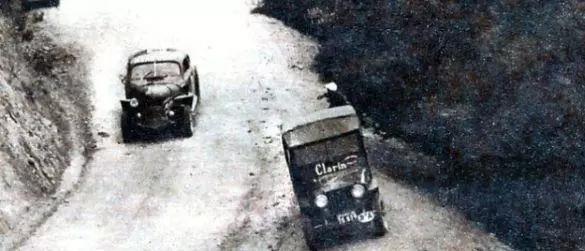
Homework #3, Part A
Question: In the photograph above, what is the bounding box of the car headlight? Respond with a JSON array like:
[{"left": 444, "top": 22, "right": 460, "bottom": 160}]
[
  {"left": 129, "top": 98, "right": 139, "bottom": 108},
  {"left": 314, "top": 194, "right": 328, "bottom": 208},
  {"left": 351, "top": 184, "right": 365, "bottom": 198}
]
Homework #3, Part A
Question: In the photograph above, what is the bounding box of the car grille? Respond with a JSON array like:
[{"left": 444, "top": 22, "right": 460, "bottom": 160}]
[
  {"left": 142, "top": 105, "right": 165, "bottom": 117},
  {"left": 325, "top": 188, "right": 358, "bottom": 214},
  {"left": 138, "top": 105, "right": 170, "bottom": 128}
]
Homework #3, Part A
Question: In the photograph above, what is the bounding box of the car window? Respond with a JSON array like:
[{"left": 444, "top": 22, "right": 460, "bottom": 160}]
[
  {"left": 289, "top": 132, "right": 369, "bottom": 192},
  {"left": 293, "top": 143, "right": 327, "bottom": 166},
  {"left": 130, "top": 62, "right": 181, "bottom": 79},
  {"left": 292, "top": 133, "right": 361, "bottom": 167}
]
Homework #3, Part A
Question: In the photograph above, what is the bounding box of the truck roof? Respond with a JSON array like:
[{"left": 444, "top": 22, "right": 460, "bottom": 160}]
[{"left": 282, "top": 105, "right": 360, "bottom": 148}]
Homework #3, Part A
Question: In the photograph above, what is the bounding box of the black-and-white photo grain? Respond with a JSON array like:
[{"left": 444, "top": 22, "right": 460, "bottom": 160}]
[{"left": 1, "top": 1, "right": 583, "bottom": 250}]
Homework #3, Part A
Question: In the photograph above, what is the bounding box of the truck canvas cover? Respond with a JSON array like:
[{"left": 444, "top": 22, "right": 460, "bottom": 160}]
[{"left": 282, "top": 105, "right": 360, "bottom": 148}]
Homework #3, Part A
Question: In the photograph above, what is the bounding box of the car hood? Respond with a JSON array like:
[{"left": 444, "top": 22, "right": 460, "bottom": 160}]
[{"left": 130, "top": 77, "right": 182, "bottom": 100}]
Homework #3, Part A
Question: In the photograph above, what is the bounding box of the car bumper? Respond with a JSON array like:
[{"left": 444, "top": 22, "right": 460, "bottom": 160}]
[
  {"left": 304, "top": 189, "right": 385, "bottom": 241},
  {"left": 312, "top": 210, "right": 384, "bottom": 234},
  {"left": 135, "top": 116, "right": 175, "bottom": 130},
  {"left": 124, "top": 111, "right": 177, "bottom": 131},
  {"left": 122, "top": 103, "right": 182, "bottom": 131}
]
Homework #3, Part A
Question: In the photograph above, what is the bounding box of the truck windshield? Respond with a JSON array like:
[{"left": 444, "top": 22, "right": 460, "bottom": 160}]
[{"left": 291, "top": 132, "right": 370, "bottom": 192}]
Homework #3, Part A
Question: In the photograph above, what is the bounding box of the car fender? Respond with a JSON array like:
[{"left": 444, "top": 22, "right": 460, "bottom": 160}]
[
  {"left": 120, "top": 99, "right": 134, "bottom": 111},
  {"left": 368, "top": 178, "right": 379, "bottom": 190},
  {"left": 174, "top": 94, "right": 194, "bottom": 107}
]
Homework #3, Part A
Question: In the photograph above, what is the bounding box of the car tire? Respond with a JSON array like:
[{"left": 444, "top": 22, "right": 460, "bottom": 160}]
[
  {"left": 372, "top": 216, "right": 388, "bottom": 238},
  {"left": 177, "top": 106, "right": 193, "bottom": 137},
  {"left": 306, "top": 240, "right": 319, "bottom": 251},
  {"left": 121, "top": 111, "right": 136, "bottom": 143},
  {"left": 302, "top": 218, "right": 321, "bottom": 251}
]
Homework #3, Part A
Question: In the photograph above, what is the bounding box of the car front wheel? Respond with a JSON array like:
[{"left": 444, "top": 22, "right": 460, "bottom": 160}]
[
  {"left": 121, "top": 111, "right": 137, "bottom": 143},
  {"left": 302, "top": 218, "right": 321, "bottom": 251},
  {"left": 176, "top": 106, "right": 193, "bottom": 137},
  {"left": 372, "top": 216, "right": 388, "bottom": 237}
]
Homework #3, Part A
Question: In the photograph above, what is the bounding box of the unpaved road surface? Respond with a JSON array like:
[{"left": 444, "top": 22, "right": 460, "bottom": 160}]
[{"left": 18, "top": 0, "right": 512, "bottom": 250}]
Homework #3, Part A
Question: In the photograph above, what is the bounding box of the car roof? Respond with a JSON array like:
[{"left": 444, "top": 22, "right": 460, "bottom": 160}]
[
  {"left": 128, "top": 48, "right": 187, "bottom": 65},
  {"left": 282, "top": 105, "right": 360, "bottom": 148}
]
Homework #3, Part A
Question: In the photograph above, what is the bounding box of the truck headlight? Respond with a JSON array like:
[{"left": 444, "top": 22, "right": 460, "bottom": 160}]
[
  {"left": 351, "top": 184, "right": 365, "bottom": 198},
  {"left": 314, "top": 194, "right": 328, "bottom": 208},
  {"left": 129, "top": 98, "right": 139, "bottom": 108}
]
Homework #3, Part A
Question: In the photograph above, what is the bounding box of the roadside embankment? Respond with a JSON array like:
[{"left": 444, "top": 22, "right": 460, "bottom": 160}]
[{"left": 0, "top": 4, "right": 93, "bottom": 249}]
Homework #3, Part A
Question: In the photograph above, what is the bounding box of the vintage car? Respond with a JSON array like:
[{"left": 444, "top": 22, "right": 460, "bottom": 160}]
[
  {"left": 281, "top": 105, "right": 388, "bottom": 250},
  {"left": 120, "top": 48, "right": 200, "bottom": 142},
  {"left": 22, "top": 0, "right": 60, "bottom": 11}
]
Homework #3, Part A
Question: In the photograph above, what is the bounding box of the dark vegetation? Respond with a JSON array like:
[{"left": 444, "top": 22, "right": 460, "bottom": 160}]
[{"left": 254, "top": 0, "right": 585, "bottom": 250}]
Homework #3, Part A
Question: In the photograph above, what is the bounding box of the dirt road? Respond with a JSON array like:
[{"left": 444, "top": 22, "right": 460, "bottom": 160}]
[{"left": 18, "top": 0, "right": 512, "bottom": 250}]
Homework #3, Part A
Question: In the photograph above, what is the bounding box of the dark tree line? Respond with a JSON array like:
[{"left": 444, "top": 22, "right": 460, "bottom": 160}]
[{"left": 255, "top": 0, "right": 585, "bottom": 174}]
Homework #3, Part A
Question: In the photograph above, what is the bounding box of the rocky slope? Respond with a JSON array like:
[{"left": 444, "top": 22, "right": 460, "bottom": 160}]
[{"left": 0, "top": 6, "right": 93, "bottom": 248}]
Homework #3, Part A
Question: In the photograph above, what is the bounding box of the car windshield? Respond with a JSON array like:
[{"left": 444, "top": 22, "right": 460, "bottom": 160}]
[
  {"left": 290, "top": 133, "right": 371, "bottom": 192},
  {"left": 130, "top": 62, "right": 181, "bottom": 80}
]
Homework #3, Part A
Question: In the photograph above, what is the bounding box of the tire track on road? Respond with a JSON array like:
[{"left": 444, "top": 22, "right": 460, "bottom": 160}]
[{"left": 218, "top": 85, "right": 290, "bottom": 250}]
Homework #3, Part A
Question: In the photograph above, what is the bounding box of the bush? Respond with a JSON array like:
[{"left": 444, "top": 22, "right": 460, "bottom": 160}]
[{"left": 255, "top": 0, "right": 585, "bottom": 172}]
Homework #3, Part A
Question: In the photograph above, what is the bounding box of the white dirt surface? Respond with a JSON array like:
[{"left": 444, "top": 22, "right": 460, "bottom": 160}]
[{"left": 16, "top": 0, "right": 512, "bottom": 250}]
